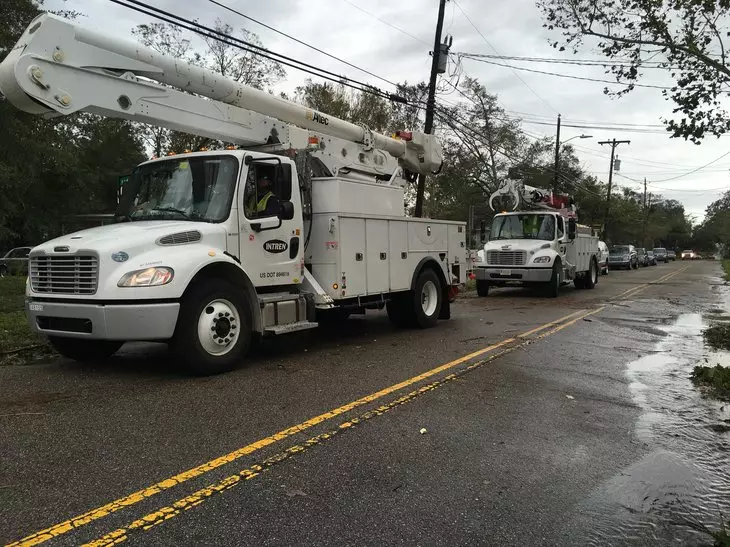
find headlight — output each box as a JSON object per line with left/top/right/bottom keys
{"left": 118, "top": 267, "right": 174, "bottom": 287}
{"left": 533, "top": 256, "right": 552, "bottom": 264}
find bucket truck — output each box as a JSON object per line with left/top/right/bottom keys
{"left": 0, "top": 14, "right": 466, "bottom": 374}
{"left": 472, "top": 178, "right": 599, "bottom": 298}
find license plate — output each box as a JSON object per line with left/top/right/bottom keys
{"left": 29, "top": 303, "right": 43, "bottom": 312}
{"left": 500, "top": 269, "right": 512, "bottom": 276}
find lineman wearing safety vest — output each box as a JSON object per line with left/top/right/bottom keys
{"left": 246, "top": 173, "right": 279, "bottom": 217}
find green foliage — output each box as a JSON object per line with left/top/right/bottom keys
{"left": 538, "top": 0, "right": 730, "bottom": 143}
{"left": 691, "top": 364, "right": 730, "bottom": 401}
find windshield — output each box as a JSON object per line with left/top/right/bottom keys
{"left": 610, "top": 246, "right": 629, "bottom": 255}
{"left": 654, "top": 248, "right": 666, "bottom": 253}
{"left": 490, "top": 214, "right": 555, "bottom": 241}
{"left": 636, "top": 248, "right": 645, "bottom": 254}
{"left": 119, "top": 155, "right": 239, "bottom": 222}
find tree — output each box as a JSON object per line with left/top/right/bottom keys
{"left": 696, "top": 190, "right": 730, "bottom": 256}
{"left": 538, "top": 0, "right": 730, "bottom": 143}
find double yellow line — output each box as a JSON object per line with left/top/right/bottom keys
{"left": 6, "top": 267, "right": 688, "bottom": 547}
{"left": 612, "top": 265, "right": 690, "bottom": 301}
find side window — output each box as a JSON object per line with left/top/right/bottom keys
{"left": 556, "top": 217, "right": 565, "bottom": 239}
{"left": 243, "top": 163, "right": 280, "bottom": 220}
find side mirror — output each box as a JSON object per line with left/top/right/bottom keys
{"left": 279, "top": 201, "right": 295, "bottom": 220}
{"left": 568, "top": 218, "right": 576, "bottom": 240}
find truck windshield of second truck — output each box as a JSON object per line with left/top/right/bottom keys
{"left": 119, "top": 155, "right": 239, "bottom": 223}
{"left": 490, "top": 214, "right": 555, "bottom": 241}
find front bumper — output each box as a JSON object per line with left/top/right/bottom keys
{"left": 609, "top": 260, "right": 631, "bottom": 268}
{"left": 26, "top": 299, "right": 180, "bottom": 340}
{"left": 474, "top": 266, "right": 552, "bottom": 283}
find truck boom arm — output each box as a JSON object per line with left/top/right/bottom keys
{"left": 0, "top": 14, "right": 442, "bottom": 178}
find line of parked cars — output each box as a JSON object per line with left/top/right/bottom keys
{"left": 598, "top": 243, "right": 677, "bottom": 272}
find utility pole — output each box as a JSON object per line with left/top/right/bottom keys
{"left": 598, "top": 138, "right": 630, "bottom": 242}
{"left": 642, "top": 177, "right": 647, "bottom": 246}
{"left": 553, "top": 113, "right": 561, "bottom": 194}
{"left": 414, "top": 0, "right": 449, "bottom": 218}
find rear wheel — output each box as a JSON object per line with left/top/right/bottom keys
{"left": 48, "top": 337, "right": 123, "bottom": 362}
{"left": 171, "top": 279, "right": 252, "bottom": 375}
{"left": 0, "top": 266, "right": 7, "bottom": 278}
{"left": 411, "top": 269, "right": 443, "bottom": 328}
{"left": 476, "top": 280, "right": 490, "bottom": 297}
{"left": 584, "top": 259, "right": 598, "bottom": 289}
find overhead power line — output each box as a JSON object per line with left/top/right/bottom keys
{"left": 456, "top": 52, "right": 680, "bottom": 70}
{"left": 207, "top": 0, "right": 401, "bottom": 90}
{"left": 460, "top": 55, "right": 672, "bottom": 90}
{"left": 110, "top": 0, "right": 405, "bottom": 103}
{"left": 453, "top": 0, "right": 558, "bottom": 113}
{"left": 340, "top": 0, "right": 430, "bottom": 45}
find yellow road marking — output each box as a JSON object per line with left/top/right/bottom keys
{"left": 83, "top": 308, "right": 606, "bottom": 547}
{"left": 8, "top": 267, "right": 685, "bottom": 547}
{"left": 616, "top": 266, "right": 690, "bottom": 300}
{"left": 8, "top": 309, "right": 587, "bottom": 547}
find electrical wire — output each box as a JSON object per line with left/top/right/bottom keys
{"left": 110, "top": 0, "right": 405, "bottom": 103}
{"left": 206, "top": 0, "right": 401, "bottom": 90}
{"left": 339, "top": 0, "right": 430, "bottom": 46}
{"left": 460, "top": 55, "right": 672, "bottom": 90}
{"left": 455, "top": 52, "right": 681, "bottom": 70}
{"left": 453, "top": 0, "right": 558, "bottom": 114}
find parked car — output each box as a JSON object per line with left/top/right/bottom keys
{"left": 597, "top": 240, "right": 609, "bottom": 275}
{"left": 0, "top": 246, "right": 32, "bottom": 277}
{"left": 653, "top": 247, "right": 668, "bottom": 263}
{"left": 667, "top": 250, "right": 676, "bottom": 261}
{"left": 636, "top": 247, "right": 649, "bottom": 267}
{"left": 646, "top": 250, "right": 657, "bottom": 265}
{"left": 681, "top": 249, "right": 695, "bottom": 260}
{"left": 609, "top": 244, "right": 638, "bottom": 270}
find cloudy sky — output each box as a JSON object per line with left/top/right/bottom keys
{"left": 45, "top": 0, "right": 730, "bottom": 221}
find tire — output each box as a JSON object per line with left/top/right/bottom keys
{"left": 584, "top": 259, "right": 598, "bottom": 289}
{"left": 545, "top": 261, "right": 562, "bottom": 298}
{"left": 574, "top": 273, "right": 585, "bottom": 289}
{"left": 631, "top": 260, "right": 638, "bottom": 270}
{"left": 0, "top": 266, "right": 7, "bottom": 278}
{"left": 170, "top": 279, "right": 252, "bottom": 375}
{"left": 476, "top": 280, "right": 490, "bottom": 297}
{"left": 48, "top": 336, "right": 123, "bottom": 362}
{"left": 410, "top": 268, "right": 443, "bottom": 328}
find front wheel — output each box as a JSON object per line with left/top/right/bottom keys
{"left": 476, "top": 280, "right": 490, "bottom": 297}
{"left": 545, "top": 261, "right": 562, "bottom": 298}
{"left": 48, "top": 336, "right": 123, "bottom": 362}
{"left": 171, "top": 279, "right": 252, "bottom": 375}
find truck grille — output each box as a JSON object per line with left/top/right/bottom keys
{"left": 487, "top": 250, "right": 526, "bottom": 266}
{"left": 30, "top": 255, "right": 99, "bottom": 295}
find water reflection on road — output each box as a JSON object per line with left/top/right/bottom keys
{"left": 580, "top": 312, "right": 730, "bottom": 545}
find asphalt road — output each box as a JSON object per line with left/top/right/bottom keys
{"left": 0, "top": 260, "right": 722, "bottom": 546}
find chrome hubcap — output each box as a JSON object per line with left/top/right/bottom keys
{"left": 421, "top": 280, "right": 438, "bottom": 317}
{"left": 197, "top": 299, "right": 240, "bottom": 356}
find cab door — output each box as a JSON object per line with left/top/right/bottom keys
{"left": 238, "top": 156, "right": 303, "bottom": 287}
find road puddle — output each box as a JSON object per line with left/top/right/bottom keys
{"left": 579, "top": 312, "right": 730, "bottom": 545}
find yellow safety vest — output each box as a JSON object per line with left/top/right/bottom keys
{"left": 246, "top": 191, "right": 273, "bottom": 215}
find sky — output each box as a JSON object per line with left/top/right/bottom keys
{"left": 44, "top": 0, "right": 730, "bottom": 222}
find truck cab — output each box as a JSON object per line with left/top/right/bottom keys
{"left": 474, "top": 210, "right": 598, "bottom": 298}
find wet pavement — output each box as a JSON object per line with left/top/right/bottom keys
{"left": 1, "top": 260, "right": 728, "bottom": 546}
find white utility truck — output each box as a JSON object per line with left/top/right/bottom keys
{"left": 0, "top": 14, "right": 466, "bottom": 374}
{"left": 473, "top": 179, "right": 599, "bottom": 297}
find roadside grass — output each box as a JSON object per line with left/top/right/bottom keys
{"left": 0, "top": 276, "right": 51, "bottom": 365}
{"left": 703, "top": 323, "right": 730, "bottom": 352}
{"left": 723, "top": 259, "right": 730, "bottom": 281}
{"left": 691, "top": 364, "right": 730, "bottom": 402}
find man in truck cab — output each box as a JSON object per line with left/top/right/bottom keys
{"left": 245, "top": 168, "right": 279, "bottom": 218}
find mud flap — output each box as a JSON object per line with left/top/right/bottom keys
{"left": 439, "top": 293, "right": 451, "bottom": 319}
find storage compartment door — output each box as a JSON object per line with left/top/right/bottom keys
{"left": 365, "top": 219, "right": 390, "bottom": 293}
{"left": 339, "top": 217, "right": 366, "bottom": 297}
{"left": 389, "top": 221, "right": 410, "bottom": 291}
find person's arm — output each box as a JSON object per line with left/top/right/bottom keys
{"left": 263, "top": 194, "right": 280, "bottom": 217}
